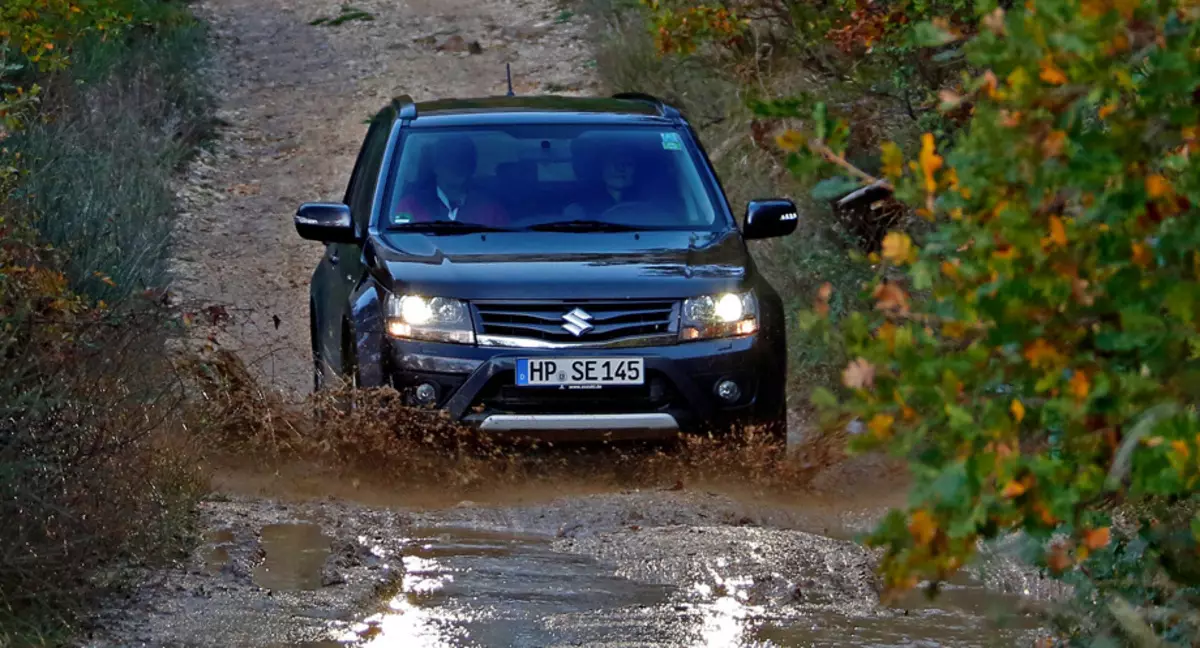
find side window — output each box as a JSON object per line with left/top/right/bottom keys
{"left": 348, "top": 119, "right": 389, "bottom": 234}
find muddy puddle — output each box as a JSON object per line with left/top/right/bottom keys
{"left": 321, "top": 525, "right": 1043, "bottom": 647}
{"left": 254, "top": 523, "right": 335, "bottom": 591}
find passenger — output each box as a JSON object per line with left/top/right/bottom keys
{"left": 394, "top": 135, "right": 508, "bottom": 226}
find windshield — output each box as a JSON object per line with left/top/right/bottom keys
{"left": 382, "top": 124, "right": 729, "bottom": 232}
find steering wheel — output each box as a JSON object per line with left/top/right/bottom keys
{"left": 599, "top": 201, "right": 661, "bottom": 222}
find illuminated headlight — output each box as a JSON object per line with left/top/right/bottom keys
{"left": 385, "top": 294, "right": 474, "bottom": 344}
{"left": 680, "top": 291, "right": 758, "bottom": 341}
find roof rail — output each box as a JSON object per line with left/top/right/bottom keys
{"left": 391, "top": 94, "right": 417, "bottom": 120}
{"left": 612, "top": 92, "right": 665, "bottom": 114}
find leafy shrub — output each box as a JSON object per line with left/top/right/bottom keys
{"left": 773, "top": 0, "right": 1199, "bottom": 643}
{"left": 642, "top": 0, "right": 1200, "bottom": 642}
{"left": 0, "top": 0, "right": 213, "bottom": 641}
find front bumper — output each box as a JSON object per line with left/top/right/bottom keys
{"left": 386, "top": 335, "right": 769, "bottom": 438}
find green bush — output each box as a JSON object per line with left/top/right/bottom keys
{"left": 0, "top": 1, "right": 213, "bottom": 642}
{"left": 783, "top": 1, "right": 1199, "bottom": 644}
{"left": 636, "top": 0, "right": 1200, "bottom": 643}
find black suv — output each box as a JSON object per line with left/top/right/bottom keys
{"left": 296, "top": 93, "right": 799, "bottom": 443}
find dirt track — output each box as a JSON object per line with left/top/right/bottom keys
{"left": 87, "top": 0, "right": 1056, "bottom": 645}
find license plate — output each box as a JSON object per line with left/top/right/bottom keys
{"left": 515, "top": 357, "right": 644, "bottom": 387}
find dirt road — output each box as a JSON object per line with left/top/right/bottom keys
{"left": 88, "top": 0, "right": 1055, "bottom": 645}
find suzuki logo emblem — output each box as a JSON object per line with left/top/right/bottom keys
{"left": 561, "top": 307, "right": 594, "bottom": 337}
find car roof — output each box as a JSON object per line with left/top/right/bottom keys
{"left": 391, "top": 94, "right": 683, "bottom": 127}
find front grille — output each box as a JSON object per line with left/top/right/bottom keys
{"left": 473, "top": 300, "right": 677, "bottom": 344}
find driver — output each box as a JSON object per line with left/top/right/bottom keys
{"left": 394, "top": 135, "right": 508, "bottom": 226}
{"left": 563, "top": 146, "right": 644, "bottom": 219}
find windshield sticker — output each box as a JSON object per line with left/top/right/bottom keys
{"left": 393, "top": 211, "right": 413, "bottom": 224}
{"left": 661, "top": 132, "right": 683, "bottom": 151}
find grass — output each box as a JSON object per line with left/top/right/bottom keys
{"left": 0, "top": 8, "right": 216, "bottom": 643}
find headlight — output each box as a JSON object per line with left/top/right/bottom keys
{"left": 385, "top": 294, "right": 474, "bottom": 344}
{"left": 680, "top": 291, "right": 758, "bottom": 341}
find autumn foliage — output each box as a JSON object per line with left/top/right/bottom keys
{"left": 653, "top": 0, "right": 1199, "bottom": 642}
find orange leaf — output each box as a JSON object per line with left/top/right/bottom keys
{"left": 918, "top": 134, "right": 943, "bottom": 193}
{"left": 1024, "top": 339, "right": 1064, "bottom": 369}
{"left": 842, "top": 357, "right": 876, "bottom": 390}
{"left": 1010, "top": 399, "right": 1025, "bottom": 423}
{"left": 1082, "top": 527, "right": 1111, "bottom": 550}
{"left": 1146, "top": 174, "right": 1171, "bottom": 198}
{"left": 868, "top": 413, "right": 895, "bottom": 439}
{"left": 940, "top": 260, "right": 960, "bottom": 279}
{"left": 1039, "top": 58, "right": 1067, "bottom": 85}
{"left": 1048, "top": 215, "right": 1067, "bottom": 247}
{"left": 1001, "top": 480, "right": 1027, "bottom": 498}
{"left": 1098, "top": 102, "right": 1117, "bottom": 119}
{"left": 1132, "top": 241, "right": 1152, "bottom": 268}
{"left": 909, "top": 509, "right": 937, "bottom": 546}
{"left": 873, "top": 282, "right": 910, "bottom": 314}
{"left": 1069, "top": 371, "right": 1091, "bottom": 400}
{"left": 1047, "top": 543, "right": 1072, "bottom": 573}
{"left": 1042, "top": 130, "right": 1067, "bottom": 158}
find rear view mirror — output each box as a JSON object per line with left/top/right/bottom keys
{"left": 294, "top": 203, "right": 358, "bottom": 244}
{"left": 743, "top": 199, "right": 800, "bottom": 240}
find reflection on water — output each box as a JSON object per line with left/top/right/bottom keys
{"left": 253, "top": 523, "right": 332, "bottom": 591}
{"left": 326, "top": 527, "right": 1041, "bottom": 647}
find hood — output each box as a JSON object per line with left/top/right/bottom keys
{"left": 368, "top": 230, "right": 749, "bottom": 300}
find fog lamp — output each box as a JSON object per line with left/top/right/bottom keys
{"left": 413, "top": 382, "right": 439, "bottom": 406}
{"left": 715, "top": 379, "right": 741, "bottom": 403}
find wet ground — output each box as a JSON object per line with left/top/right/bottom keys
{"left": 84, "top": 452, "right": 1057, "bottom": 647}
{"left": 83, "top": 0, "right": 1061, "bottom": 643}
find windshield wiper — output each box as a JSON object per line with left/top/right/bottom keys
{"left": 390, "top": 221, "right": 514, "bottom": 234}
{"left": 525, "top": 219, "right": 647, "bottom": 232}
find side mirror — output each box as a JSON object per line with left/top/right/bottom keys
{"left": 743, "top": 199, "right": 800, "bottom": 240}
{"left": 294, "top": 203, "right": 358, "bottom": 244}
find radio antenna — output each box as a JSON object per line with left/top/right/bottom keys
{"left": 505, "top": 63, "right": 514, "bottom": 97}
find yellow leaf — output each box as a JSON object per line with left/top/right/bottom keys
{"left": 1011, "top": 399, "right": 1025, "bottom": 423}
{"left": 1049, "top": 215, "right": 1067, "bottom": 247}
{"left": 1113, "top": 0, "right": 1137, "bottom": 19}
{"left": 1083, "top": 527, "right": 1111, "bottom": 550}
{"left": 1146, "top": 174, "right": 1171, "bottom": 198}
{"left": 942, "top": 320, "right": 967, "bottom": 339}
{"left": 1069, "top": 371, "right": 1091, "bottom": 400}
{"left": 918, "top": 133, "right": 943, "bottom": 193}
{"left": 941, "top": 260, "right": 960, "bottom": 279}
{"left": 881, "top": 231, "right": 914, "bottom": 265}
{"left": 842, "top": 357, "right": 876, "bottom": 390}
{"left": 909, "top": 509, "right": 937, "bottom": 546}
{"left": 775, "top": 129, "right": 805, "bottom": 153}
{"left": 1098, "top": 102, "right": 1118, "bottom": 119}
{"left": 877, "top": 321, "right": 897, "bottom": 351}
{"left": 868, "top": 413, "right": 895, "bottom": 439}
{"left": 1171, "top": 439, "right": 1190, "bottom": 461}
{"left": 880, "top": 141, "right": 904, "bottom": 178}
{"left": 1039, "top": 58, "right": 1067, "bottom": 85}
{"left": 1001, "top": 480, "right": 1027, "bottom": 498}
